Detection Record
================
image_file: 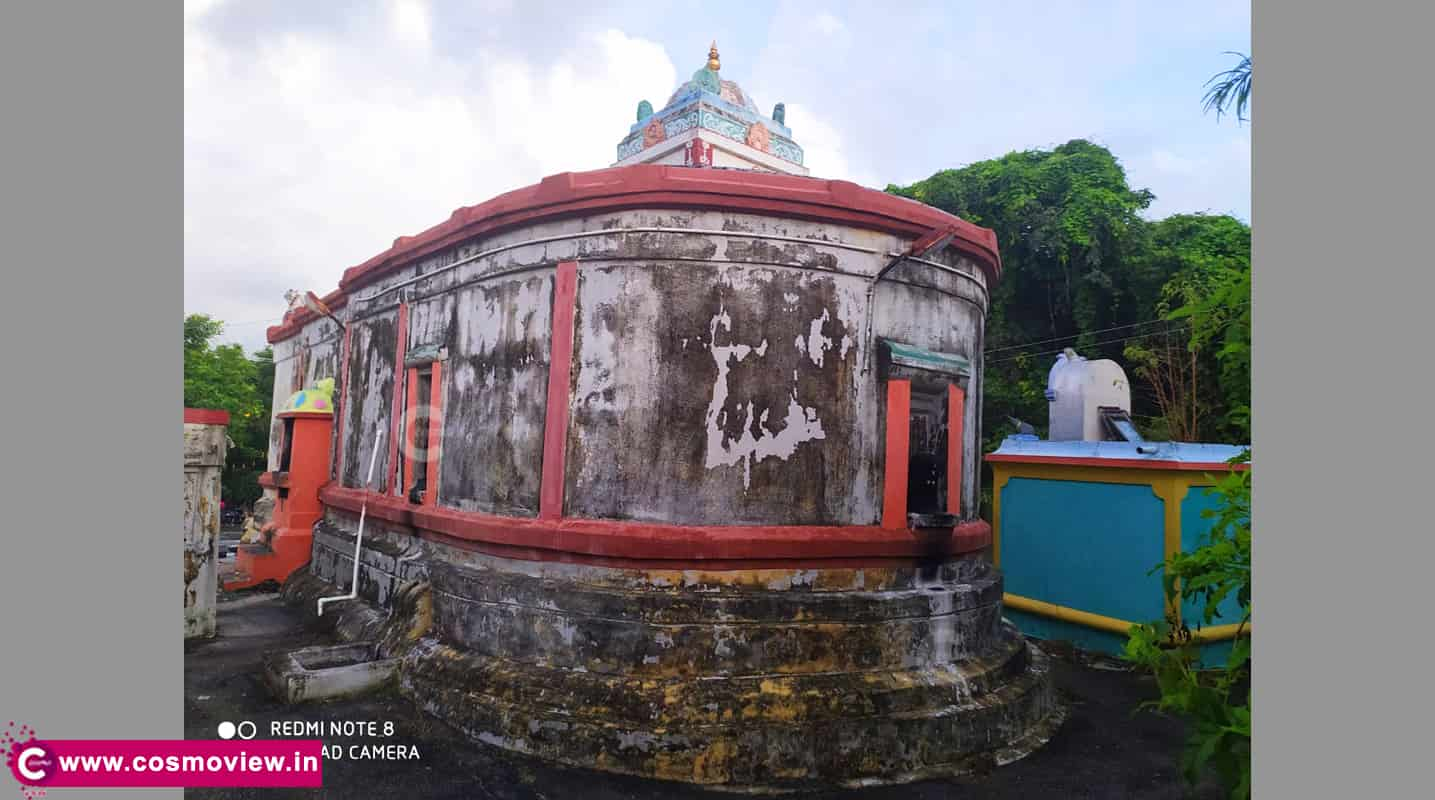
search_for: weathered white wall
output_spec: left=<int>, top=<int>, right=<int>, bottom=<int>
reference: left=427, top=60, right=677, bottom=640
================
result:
left=266, top=317, right=344, bottom=473
left=285, top=207, right=990, bottom=526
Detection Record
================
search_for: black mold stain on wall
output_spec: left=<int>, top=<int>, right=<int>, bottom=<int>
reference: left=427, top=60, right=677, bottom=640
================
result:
left=340, top=312, right=398, bottom=490
left=566, top=263, right=865, bottom=526
left=438, top=277, right=552, bottom=516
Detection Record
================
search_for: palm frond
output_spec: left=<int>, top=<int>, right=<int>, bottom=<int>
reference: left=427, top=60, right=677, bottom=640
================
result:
left=1202, top=52, right=1252, bottom=124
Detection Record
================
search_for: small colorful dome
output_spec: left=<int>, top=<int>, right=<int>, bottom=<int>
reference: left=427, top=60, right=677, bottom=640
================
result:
left=664, top=41, right=761, bottom=115
left=282, top=377, right=335, bottom=414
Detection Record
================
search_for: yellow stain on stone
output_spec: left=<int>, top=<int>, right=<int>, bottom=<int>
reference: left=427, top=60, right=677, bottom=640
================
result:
left=762, top=701, right=802, bottom=722
left=653, top=752, right=690, bottom=782
left=407, top=590, right=433, bottom=641
left=759, top=679, right=793, bottom=696
left=691, top=738, right=735, bottom=784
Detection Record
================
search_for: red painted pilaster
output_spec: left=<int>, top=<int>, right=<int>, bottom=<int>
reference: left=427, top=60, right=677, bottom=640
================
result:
left=947, top=384, right=965, bottom=517
left=882, top=379, right=911, bottom=530
left=540, top=261, right=579, bottom=520
left=335, top=325, right=353, bottom=483
left=385, top=303, right=409, bottom=494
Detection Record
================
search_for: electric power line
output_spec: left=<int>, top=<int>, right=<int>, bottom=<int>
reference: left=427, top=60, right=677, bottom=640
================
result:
left=985, top=315, right=1245, bottom=367
left=982, top=299, right=1251, bottom=357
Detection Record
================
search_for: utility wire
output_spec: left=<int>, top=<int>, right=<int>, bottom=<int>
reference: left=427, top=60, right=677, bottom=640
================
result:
left=986, top=313, right=1245, bottom=366
left=983, top=299, right=1250, bottom=357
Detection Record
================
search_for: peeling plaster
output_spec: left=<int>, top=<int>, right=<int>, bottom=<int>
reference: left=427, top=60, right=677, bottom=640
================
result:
left=703, top=307, right=827, bottom=490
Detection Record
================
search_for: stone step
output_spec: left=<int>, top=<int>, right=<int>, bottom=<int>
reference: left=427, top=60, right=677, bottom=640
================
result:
left=425, top=558, right=1003, bottom=625
left=401, top=624, right=1033, bottom=729
left=401, top=641, right=1060, bottom=790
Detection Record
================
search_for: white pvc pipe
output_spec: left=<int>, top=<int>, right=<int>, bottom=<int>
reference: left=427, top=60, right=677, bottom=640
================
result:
left=318, top=428, right=384, bottom=617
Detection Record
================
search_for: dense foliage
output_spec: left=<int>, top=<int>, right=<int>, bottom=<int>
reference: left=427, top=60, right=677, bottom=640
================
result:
left=891, top=135, right=1253, bottom=796
left=1124, top=453, right=1252, bottom=798
left=184, top=314, right=274, bottom=508
left=888, top=140, right=1251, bottom=452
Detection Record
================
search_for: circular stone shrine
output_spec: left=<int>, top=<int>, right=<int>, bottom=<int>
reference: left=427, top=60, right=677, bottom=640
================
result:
left=265, top=45, right=1062, bottom=791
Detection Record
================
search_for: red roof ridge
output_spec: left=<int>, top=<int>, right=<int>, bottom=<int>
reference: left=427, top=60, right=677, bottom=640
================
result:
left=270, top=165, right=1000, bottom=343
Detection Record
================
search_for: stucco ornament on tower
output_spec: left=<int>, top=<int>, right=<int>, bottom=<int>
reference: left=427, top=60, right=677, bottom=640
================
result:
left=613, top=42, right=808, bottom=173
left=745, top=119, right=771, bottom=152
left=642, top=116, right=666, bottom=147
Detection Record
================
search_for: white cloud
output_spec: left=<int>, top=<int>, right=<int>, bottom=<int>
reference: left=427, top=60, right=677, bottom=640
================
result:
left=184, top=0, right=225, bottom=25
left=782, top=103, right=882, bottom=189
left=185, top=2, right=1251, bottom=351
left=1128, top=134, right=1251, bottom=221
left=185, top=12, right=675, bottom=352
left=1151, top=149, right=1198, bottom=176
left=389, top=0, right=431, bottom=48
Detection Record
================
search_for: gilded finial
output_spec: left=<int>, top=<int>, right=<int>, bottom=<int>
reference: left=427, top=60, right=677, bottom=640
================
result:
left=707, top=41, right=720, bottom=72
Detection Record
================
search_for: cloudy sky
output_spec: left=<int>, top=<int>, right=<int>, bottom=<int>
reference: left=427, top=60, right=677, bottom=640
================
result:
left=185, top=0, right=1251, bottom=354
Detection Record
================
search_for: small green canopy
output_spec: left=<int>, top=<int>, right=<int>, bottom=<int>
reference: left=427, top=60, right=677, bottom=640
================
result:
left=881, top=339, right=972, bottom=378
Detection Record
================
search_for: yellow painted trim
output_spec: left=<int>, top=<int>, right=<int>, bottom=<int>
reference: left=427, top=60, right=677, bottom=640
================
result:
left=1004, top=592, right=1250, bottom=642
left=1004, top=592, right=1135, bottom=636
left=987, top=462, right=1210, bottom=488
left=991, top=469, right=1013, bottom=567
left=989, top=464, right=1225, bottom=631
left=1192, top=623, right=1250, bottom=643
left=1152, top=477, right=1191, bottom=624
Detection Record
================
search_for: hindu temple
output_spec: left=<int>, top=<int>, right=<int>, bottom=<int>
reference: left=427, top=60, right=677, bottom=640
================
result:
left=237, top=44, right=1062, bottom=789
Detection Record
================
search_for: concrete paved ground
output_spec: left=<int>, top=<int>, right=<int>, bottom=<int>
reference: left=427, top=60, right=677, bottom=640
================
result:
left=185, top=594, right=1218, bottom=799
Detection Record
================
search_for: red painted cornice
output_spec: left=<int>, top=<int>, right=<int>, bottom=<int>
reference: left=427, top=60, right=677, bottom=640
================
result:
left=269, top=165, right=1000, bottom=343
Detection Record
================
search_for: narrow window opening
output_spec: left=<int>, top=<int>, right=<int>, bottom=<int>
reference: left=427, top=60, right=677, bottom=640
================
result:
left=277, top=417, right=296, bottom=501
left=279, top=418, right=296, bottom=473
left=907, top=379, right=949, bottom=515
left=403, top=366, right=434, bottom=504
left=407, top=366, right=427, bottom=499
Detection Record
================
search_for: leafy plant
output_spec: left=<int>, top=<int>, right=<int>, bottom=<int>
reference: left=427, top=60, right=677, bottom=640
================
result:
left=1125, top=451, right=1251, bottom=799
left=1168, top=266, right=1251, bottom=441
left=184, top=314, right=275, bottom=508
left=1124, top=326, right=1203, bottom=442
left=890, top=147, right=1251, bottom=450
left=1203, top=52, right=1252, bottom=124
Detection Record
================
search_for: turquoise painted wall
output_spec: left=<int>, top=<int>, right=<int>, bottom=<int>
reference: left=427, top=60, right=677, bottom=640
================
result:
left=1180, top=487, right=1246, bottom=627
left=1000, top=478, right=1166, bottom=624
left=1004, top=609, right=1132, bottom=657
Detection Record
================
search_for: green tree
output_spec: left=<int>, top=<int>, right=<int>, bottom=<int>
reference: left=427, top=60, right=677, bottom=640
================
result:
left=890, top=146, right=1251, bottom=450
left=183, top=314, right=274, bottom=508
left=1125, top=214, right=1252, bottom=442
left=889, top=140, right=1167, bottom=454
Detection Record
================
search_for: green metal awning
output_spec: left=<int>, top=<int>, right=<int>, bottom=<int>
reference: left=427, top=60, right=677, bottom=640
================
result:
left=879, top=339, right=972, bottom=378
